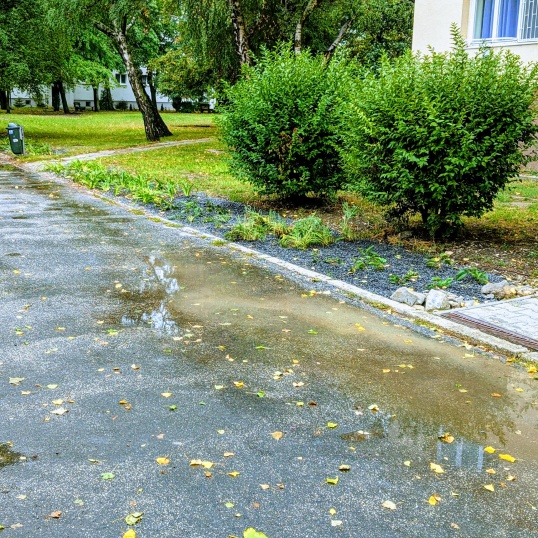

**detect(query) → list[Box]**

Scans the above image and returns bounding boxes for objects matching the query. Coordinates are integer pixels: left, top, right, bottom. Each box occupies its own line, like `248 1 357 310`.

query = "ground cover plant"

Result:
342 27 538 237
0 111 216 160
217 46 354 199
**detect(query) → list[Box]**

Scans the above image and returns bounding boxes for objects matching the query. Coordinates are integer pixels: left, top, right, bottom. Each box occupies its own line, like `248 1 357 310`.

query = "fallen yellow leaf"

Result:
233 381 244 388
382 369 391 374
228 471 240 478
486 469 496 474
499 454 516 463
271 431 283 441
430 463 445 474
491 393 502 398
515 388 524 392
327 422 338 429
428 496 439 506
123 529 137 538
439 433 455 444
161 392 173 398
382 500 397 510
484 484 495 492
484 446 496 454
156 457 170 465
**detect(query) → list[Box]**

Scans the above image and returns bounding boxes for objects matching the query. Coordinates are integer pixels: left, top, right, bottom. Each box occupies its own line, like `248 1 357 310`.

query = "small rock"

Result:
390 287 426 306
425 289 451 311
496 285 517 300
481 280 509 295
516 285 535 297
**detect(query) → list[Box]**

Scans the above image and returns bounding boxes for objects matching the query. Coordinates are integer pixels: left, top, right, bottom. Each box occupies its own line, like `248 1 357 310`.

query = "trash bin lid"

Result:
7 122 18 128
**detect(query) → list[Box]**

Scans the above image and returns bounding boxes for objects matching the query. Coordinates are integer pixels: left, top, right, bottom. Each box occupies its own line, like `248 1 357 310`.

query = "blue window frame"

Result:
473 0 536 40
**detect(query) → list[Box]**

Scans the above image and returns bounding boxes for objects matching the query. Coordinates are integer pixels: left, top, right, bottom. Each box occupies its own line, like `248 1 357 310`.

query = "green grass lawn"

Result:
99 140 255 203
0 111 216 160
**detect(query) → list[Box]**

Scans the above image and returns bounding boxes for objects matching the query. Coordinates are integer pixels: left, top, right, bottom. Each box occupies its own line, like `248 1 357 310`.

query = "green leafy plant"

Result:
455 267 489 285
178 179 195 196
225 209 269 241
428 277 454 289
279 214 334 249
426 252 453 268
342 25 538 236
340 202 360 241
218 45 354 198
389 269 419 285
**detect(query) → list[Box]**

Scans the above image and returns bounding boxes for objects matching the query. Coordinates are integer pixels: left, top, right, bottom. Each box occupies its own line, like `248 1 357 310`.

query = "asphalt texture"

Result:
1 168 538 538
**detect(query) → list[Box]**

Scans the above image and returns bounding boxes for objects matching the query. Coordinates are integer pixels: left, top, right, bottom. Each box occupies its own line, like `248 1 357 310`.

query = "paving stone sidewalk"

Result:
444 296 538 351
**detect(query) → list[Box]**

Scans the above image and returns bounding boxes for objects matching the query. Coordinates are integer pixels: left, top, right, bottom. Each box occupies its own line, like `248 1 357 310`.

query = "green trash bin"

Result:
6 122 25 155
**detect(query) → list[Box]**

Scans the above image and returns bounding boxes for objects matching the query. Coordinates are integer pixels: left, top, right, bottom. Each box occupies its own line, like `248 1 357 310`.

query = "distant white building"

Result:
10 68 174 111
413 0 538 61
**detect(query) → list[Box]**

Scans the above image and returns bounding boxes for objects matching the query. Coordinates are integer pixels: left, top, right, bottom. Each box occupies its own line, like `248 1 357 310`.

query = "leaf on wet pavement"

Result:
439 433 455 444
48 511 62 519
338 465 351 472
228 471 240 478
51 407 68 416
484 446 496 454
125 512 143 525
271 431 283 441
9 377 25 386
491 393 502 398
326 477 339 485
368 404 379 412
428 493 442 506
161 391 173 398
327 422 338 429
101 472 115 480
156 457 170 465
243 528 268 538
214 385 225 390
223 452 235 458
260 484 270 490
483 484 495 492
123 530 137 538
430 463 445 474
499 454 516 463
233 381 244 388
382 500 397 510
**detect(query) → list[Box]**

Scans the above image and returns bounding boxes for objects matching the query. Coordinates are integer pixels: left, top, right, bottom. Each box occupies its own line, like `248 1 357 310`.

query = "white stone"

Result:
425 289 451 311
390 287 426 306
481 280 509 295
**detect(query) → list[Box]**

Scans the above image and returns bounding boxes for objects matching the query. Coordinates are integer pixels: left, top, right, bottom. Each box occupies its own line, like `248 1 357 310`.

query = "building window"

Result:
115 73 127 85
86 101 91 107
473 0 538 40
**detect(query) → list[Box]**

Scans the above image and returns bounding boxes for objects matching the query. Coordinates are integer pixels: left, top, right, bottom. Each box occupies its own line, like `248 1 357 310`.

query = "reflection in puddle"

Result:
0 443 23 468
119 256 183 336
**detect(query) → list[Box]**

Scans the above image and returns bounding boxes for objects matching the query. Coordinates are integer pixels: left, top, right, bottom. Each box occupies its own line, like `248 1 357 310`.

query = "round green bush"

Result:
342 27 538 236
217 46 354 199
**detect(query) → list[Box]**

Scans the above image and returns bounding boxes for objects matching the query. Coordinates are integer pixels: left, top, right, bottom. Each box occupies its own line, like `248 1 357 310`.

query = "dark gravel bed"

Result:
154 193 504 304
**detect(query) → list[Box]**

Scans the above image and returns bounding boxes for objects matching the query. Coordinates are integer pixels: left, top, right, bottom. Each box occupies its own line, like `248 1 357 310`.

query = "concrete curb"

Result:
5 155 536 363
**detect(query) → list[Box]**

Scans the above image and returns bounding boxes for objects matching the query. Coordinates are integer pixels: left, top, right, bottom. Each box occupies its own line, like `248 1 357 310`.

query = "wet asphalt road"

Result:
1 168 538 538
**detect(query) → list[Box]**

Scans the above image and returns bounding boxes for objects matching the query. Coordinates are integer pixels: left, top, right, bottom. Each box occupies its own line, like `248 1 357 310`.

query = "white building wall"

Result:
413 0 538 62
412 0 466 53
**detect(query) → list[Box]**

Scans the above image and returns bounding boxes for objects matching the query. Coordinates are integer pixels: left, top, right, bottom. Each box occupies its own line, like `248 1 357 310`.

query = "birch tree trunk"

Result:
95 19 172 142
227 0 251 66
294 0 319 53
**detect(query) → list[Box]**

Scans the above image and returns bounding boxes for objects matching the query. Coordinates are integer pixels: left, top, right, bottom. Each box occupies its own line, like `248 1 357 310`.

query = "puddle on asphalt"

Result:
0 443 24 468
114 246 538 467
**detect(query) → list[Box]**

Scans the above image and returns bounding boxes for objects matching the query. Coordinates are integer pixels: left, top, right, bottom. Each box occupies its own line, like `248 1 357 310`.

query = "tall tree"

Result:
64 0 172 141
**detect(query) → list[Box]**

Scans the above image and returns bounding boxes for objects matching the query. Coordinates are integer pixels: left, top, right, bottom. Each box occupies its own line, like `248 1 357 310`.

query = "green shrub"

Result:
217 46 354 199
342 26 538 236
